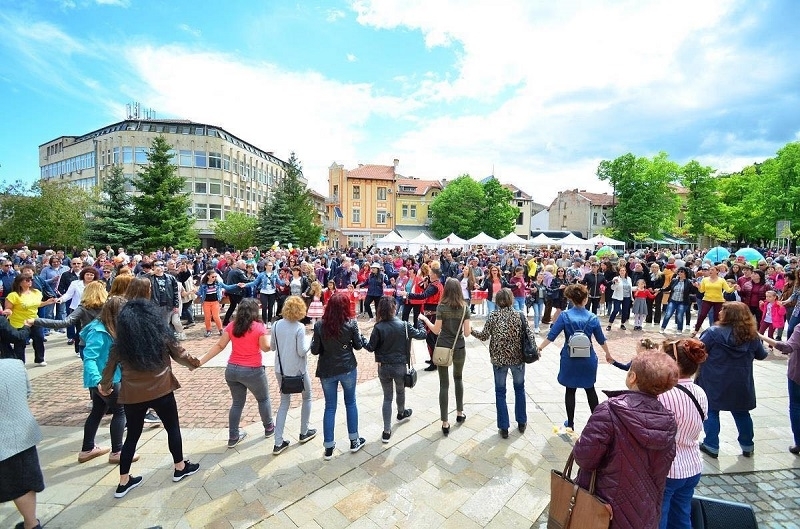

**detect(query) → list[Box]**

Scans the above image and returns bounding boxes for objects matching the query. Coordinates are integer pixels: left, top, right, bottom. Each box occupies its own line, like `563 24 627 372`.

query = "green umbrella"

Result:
596 247 617 259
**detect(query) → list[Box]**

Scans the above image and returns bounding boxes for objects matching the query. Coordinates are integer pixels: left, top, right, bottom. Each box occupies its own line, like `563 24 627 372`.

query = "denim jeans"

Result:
789 378 800 446
225 364 274 440
660 301 687 331
702 409 754 452
320 368 359 448
493 364 527 430
608 298 631 324
274 372 313 446
659 473 701 529
513 297 525 312
378 363 406 432
531 299 544 329
486 300 497 314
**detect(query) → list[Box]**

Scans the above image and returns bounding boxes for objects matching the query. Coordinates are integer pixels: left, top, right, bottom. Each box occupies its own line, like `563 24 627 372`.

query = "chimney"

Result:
393 158 399 168
358 164 363 167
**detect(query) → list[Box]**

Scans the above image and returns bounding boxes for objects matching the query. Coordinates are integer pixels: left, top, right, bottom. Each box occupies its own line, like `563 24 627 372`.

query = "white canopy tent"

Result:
584 235 626 249
530 233 557 246
407 232 438 254
435 232 468 248
496 232 531 246
466 232 499 247
374 230 408 249
555 233 588 249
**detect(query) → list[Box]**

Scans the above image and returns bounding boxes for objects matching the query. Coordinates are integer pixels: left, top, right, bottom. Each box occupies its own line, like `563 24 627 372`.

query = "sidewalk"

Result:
2 317 798 528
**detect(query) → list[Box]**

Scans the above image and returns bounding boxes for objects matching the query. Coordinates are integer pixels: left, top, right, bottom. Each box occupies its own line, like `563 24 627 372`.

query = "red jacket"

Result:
573 390 677 529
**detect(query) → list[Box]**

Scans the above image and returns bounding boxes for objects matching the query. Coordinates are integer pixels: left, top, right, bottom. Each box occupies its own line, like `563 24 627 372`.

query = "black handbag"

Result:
403 322 418 388
520 313 539 364
275 324 305 394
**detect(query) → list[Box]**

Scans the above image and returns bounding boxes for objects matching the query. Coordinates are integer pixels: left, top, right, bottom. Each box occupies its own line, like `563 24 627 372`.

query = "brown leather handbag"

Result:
548 451 611 529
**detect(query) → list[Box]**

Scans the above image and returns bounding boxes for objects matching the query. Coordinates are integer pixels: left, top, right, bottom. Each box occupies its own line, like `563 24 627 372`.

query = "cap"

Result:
701 264 710 270
370 262 381 269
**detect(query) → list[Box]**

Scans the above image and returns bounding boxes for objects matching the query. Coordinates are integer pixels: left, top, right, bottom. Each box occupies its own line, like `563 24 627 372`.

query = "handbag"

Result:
548 451 611 529
403 323 418 388
519 313 539 364
432 306 468 367
275 324 305 394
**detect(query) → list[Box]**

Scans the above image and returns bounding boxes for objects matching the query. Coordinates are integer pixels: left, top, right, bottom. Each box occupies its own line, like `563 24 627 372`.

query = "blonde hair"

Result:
81 281 109 310
281 295 307 322
308 281 323 297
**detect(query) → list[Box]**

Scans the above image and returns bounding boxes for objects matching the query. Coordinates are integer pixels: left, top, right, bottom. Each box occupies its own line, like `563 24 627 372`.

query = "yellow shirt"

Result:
698 277 734 303
527 258 538 278
6 290 43 328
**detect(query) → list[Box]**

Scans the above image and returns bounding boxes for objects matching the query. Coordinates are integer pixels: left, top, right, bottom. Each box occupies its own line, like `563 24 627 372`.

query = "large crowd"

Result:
1 242 798 529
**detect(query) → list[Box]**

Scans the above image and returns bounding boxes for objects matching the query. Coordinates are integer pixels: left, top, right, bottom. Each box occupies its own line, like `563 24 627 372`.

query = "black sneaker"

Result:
620 324 626 330
272 440 290 455
227 430 247 448
382 431 391 443
299 429 317 444
350 437 366 453
265 422 275 438
143 411 161 427
173 460 200 482
397 409 413 421
114 475 143 498
323 446 334 460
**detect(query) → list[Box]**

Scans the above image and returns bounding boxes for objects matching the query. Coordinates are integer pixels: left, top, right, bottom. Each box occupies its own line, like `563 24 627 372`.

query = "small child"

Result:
723 278 741 302
631 279 655 331
345 283 360 319
323 280 336 305
759 290 786 346
606 337 660 371
306 281 324 324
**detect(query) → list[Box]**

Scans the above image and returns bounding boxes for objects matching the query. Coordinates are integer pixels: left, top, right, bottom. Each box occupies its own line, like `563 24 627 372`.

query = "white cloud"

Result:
178 23 202 38
346 53 357 62
326 9 346 22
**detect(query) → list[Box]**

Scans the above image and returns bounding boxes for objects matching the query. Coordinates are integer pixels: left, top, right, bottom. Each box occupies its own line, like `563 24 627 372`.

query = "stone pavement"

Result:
2 313 799 528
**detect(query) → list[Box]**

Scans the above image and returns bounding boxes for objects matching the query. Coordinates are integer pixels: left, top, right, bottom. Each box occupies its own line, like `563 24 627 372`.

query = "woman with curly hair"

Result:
196 298 275 448
99 299 201 498
311 292 367 460
695 301 768 458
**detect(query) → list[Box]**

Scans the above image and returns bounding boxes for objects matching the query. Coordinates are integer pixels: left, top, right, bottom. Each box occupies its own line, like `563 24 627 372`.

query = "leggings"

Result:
379 363 407 432
564 386 599 429
401 303 421 325
439 347 466 422
121 392 183 475
259 292 276 323
695 300 723 332
364 295 381 318
84 384 125 453
203 301 223 331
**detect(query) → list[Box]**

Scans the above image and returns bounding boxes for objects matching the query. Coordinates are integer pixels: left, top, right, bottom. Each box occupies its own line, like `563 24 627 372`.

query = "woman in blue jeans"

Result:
197 298 275 448
471 288 535 438
659 267 694 334
696 302 768 458
311 292 367 460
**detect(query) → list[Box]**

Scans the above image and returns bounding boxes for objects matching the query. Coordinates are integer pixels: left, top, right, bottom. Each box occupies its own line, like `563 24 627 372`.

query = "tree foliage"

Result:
479 177 518 238
211 212 258 250
0 180 92 248
429 175 485 239
257 152 321 249
86 164 141 249
130 135 197 251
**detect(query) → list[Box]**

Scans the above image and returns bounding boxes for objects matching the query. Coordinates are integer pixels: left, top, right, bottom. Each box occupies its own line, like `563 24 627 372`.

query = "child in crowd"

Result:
759 290 786 346
345 284 360 319
723 278 741 302
306 281 324 324
323 280 336 305
632 279 656 331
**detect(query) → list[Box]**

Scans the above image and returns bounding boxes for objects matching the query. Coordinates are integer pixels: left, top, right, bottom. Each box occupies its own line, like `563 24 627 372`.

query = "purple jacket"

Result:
573 390 677 529
774 329 800 385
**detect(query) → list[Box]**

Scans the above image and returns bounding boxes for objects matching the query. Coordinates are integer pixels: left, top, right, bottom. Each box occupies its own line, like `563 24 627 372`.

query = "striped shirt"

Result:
658 379 708 479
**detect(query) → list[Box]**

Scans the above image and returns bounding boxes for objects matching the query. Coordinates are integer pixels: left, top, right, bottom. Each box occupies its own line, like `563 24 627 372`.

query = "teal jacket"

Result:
80 319 121 389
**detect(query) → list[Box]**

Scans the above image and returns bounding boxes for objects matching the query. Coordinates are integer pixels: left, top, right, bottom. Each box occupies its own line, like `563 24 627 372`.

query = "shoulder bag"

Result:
403 323 418 388
674 383 706 420
548 450 611 529
519 313 539 364
432 306 467 367
275 323 305 394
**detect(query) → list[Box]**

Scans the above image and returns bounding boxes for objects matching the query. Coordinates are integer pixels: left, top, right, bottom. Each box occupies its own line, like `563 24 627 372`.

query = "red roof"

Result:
575 191 615 206
347 164 395 181
396 178 442 196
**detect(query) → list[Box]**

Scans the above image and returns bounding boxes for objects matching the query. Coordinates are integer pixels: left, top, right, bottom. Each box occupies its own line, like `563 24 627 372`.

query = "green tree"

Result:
86 165 141 248
479 177 518 238
680 160 719 239
211 212 258 250
429 175 485 239
130 136 197 251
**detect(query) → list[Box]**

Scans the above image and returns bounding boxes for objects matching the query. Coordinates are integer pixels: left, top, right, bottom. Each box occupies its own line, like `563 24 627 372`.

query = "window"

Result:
377 210 387 224
194 204 208 220
352 185 360 199
377 187 387 200
179 150 192 167
113 147 120 164
402 205 408 218
410 205 416 218
431 191 438 197
134 147 148 164
122 147 133 164
183 180 192 193
517 212 524 225
517 201 523 208
194 150 207 168
209 181 221 195
333 184 338 197
593 212 598 225
677 218 684 228
562 215 567 228
224 181 231 197
209 204 222 220
352 208 360 223
232 157 239 175
194 182 207 194
167 149 177 164
223 155 231 171
209 152 222 169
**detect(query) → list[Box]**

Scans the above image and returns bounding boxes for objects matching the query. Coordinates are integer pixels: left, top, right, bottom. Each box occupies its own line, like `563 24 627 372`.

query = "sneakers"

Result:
176 332 187 341
205 330 212 338
382 431 391 443
273 440 290 455
108 451 139 464
606 325 611 331
699 443 718 459
265 422 275 438
396 409 412 421
173 460 200 482
659 328 666 334
35 361 47 367
67 338 75 345
349 437 366 453
143 411 161 427
620 324 626 330
227 430 247 448
114 475 143 498
299 428 317 444
78 445 110 463
742 448 754 458
534 327 540 334
323 446 335 460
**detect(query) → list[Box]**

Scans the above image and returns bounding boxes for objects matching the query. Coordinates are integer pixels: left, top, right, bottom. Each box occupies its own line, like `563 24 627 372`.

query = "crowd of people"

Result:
0 241 797 527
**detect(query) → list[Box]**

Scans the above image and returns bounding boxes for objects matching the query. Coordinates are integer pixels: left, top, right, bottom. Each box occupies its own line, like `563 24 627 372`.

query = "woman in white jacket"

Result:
606 266 633 331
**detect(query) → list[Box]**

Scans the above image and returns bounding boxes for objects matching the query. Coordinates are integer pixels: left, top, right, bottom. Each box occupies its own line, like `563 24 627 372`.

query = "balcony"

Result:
325 194 339 205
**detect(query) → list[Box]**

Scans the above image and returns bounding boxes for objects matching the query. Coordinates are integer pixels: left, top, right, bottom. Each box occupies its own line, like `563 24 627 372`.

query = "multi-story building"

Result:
39 118 294 247
548 189 615 238
394 177 442 239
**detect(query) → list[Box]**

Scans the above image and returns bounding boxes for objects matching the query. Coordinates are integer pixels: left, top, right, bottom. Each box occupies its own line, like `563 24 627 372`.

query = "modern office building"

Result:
39 118 296 246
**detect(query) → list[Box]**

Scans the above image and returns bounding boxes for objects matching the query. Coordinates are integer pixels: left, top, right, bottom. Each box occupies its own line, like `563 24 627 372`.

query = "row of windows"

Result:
41 152 96 178
183 179 267 202
193 204 259 221
351 209 389 224
334 184 438 201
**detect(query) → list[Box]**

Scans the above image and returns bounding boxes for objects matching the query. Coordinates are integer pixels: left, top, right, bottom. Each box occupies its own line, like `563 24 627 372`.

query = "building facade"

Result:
547 189 615 238
393 177 442 239
39 119 293 246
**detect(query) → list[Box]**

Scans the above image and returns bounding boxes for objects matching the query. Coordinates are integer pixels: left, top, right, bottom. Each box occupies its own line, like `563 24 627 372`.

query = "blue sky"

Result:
1 0 799 205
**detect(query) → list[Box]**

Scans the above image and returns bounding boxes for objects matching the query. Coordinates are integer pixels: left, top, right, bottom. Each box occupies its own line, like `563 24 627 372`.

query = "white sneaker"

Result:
659 329 666 334
534 328 540 334
177 333 187 341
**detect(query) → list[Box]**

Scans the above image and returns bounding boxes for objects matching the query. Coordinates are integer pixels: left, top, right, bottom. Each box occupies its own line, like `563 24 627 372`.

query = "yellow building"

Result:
394 177 442 239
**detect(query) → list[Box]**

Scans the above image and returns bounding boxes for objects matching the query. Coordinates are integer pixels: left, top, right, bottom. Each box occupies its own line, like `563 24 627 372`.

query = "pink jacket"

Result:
760 300 786 328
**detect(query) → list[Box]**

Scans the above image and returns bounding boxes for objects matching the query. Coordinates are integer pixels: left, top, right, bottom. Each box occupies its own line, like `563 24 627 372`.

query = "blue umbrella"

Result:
705 246 730 263
734 247 765 264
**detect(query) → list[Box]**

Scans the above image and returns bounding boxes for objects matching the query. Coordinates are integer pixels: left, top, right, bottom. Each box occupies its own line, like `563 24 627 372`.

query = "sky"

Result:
1 0 799 206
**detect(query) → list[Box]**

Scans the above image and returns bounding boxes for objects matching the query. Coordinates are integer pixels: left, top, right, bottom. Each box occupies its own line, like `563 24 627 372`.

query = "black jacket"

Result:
365 318 427 365
311 319 366 378
581 272 606 299
149 273 179 309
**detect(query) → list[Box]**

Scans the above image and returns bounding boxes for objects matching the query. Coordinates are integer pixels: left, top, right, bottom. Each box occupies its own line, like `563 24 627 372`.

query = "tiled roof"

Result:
504 183 532 200
396 178 442 196
575 191 615 206
347 164 396 181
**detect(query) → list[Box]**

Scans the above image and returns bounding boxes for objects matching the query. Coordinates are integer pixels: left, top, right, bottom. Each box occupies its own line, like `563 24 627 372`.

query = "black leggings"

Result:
364 295 381 318
84 385 125 453
121 392 183 475
260 292 276 323
401 303 421 325
565 386 599 429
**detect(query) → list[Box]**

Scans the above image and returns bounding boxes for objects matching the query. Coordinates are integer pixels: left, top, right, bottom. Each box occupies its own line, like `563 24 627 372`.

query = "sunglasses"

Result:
22 277 32 282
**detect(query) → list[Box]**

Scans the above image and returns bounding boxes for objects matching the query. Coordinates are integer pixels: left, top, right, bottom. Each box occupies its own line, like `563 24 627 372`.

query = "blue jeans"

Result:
320 368 359 448
702 409 754 453
659 473 701 529
789 378 800 446
513 297 525 312
608 298 631 324
225 364 274 440
531 299 544 329
788 313 800 339
661 301 687 332
486 300 497 314
493 364 527 430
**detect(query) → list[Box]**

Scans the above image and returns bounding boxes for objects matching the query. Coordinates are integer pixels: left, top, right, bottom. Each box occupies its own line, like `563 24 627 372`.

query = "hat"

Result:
700 264 710 270
370 262 381 269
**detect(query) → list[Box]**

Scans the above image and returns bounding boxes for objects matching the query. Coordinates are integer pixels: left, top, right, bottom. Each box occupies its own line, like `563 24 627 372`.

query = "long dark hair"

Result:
440 277 465 309
322 292 351 338
115 298 176 371
375 296 396 323
232 298 261 338
125 277 152 300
